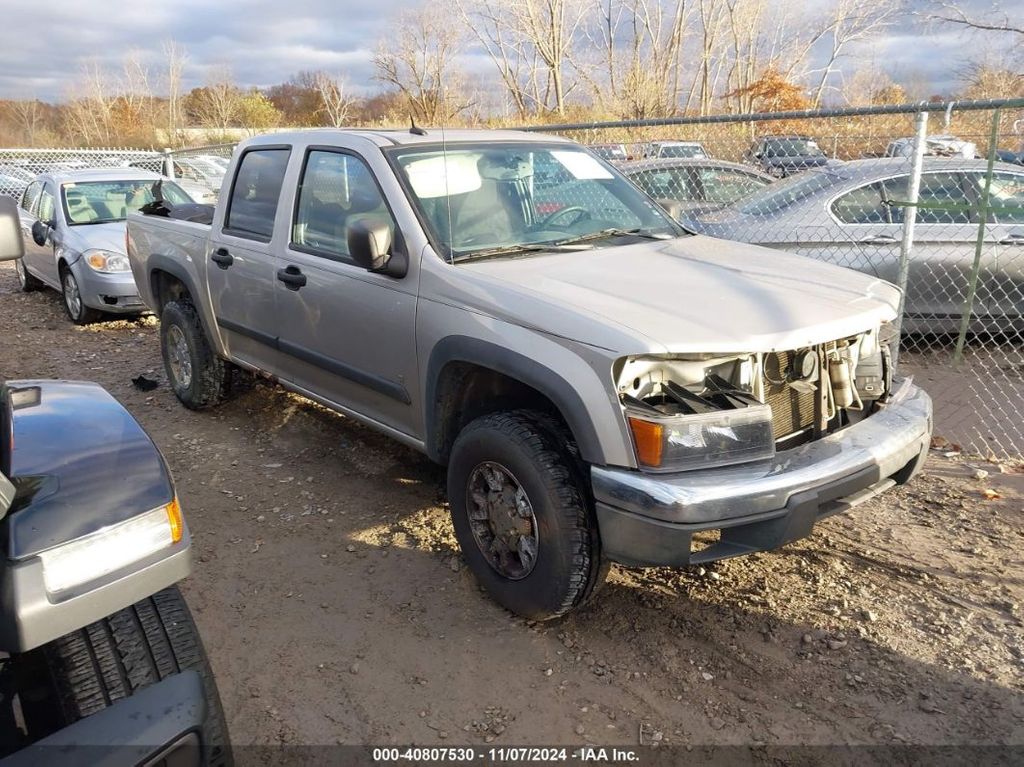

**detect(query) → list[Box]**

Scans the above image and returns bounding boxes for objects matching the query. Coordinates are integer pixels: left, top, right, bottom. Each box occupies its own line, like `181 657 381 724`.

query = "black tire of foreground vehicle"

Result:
18 586 232 766
448 410 608 621
14 259 42 292
161 299 229 409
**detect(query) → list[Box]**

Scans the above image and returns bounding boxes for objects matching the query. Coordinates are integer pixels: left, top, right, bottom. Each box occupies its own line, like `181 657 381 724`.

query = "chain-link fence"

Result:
0 147 161 201
528 99 1024 459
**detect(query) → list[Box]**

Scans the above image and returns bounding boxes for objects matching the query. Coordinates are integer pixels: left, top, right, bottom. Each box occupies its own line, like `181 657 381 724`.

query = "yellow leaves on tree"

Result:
726 69 811 113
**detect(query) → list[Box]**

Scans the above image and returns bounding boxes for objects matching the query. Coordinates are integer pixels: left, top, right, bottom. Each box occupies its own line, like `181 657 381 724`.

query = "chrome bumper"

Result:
592 379 932 566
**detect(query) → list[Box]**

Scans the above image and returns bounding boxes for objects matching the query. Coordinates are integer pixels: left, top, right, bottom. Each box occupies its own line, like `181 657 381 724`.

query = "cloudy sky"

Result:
0 0 1015 103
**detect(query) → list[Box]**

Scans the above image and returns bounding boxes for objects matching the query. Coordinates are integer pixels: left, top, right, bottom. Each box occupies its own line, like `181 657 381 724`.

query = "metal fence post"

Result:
162 148 175 180
953 107 1002 365
892 109 928 371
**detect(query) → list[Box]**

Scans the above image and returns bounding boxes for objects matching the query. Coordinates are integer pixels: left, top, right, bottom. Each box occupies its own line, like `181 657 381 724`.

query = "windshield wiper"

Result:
450 242 554 262
552 227 671 246
71 218 126 226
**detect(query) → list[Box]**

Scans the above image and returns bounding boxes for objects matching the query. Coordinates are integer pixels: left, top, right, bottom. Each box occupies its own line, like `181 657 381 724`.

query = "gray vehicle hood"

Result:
456 235 900 354
62 221 127 256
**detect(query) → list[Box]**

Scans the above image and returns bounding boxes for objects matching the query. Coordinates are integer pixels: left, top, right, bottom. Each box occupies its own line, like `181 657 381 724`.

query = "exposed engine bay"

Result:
617 324 893 453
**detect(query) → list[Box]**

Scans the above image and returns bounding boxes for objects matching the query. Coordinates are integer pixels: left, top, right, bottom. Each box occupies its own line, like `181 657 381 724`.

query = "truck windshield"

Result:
390 143 681 261
62 180 192 226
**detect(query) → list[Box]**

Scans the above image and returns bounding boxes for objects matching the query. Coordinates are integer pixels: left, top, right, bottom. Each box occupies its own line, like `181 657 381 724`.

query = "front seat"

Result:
64 191 97 223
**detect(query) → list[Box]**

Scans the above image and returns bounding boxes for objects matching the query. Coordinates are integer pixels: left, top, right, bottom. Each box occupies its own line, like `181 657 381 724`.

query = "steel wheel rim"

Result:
166 325 193 389
62 272 81 317
466 461 539 580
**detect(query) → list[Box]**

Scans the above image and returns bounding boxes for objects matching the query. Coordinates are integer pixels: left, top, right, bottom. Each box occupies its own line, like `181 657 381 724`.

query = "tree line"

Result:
0 0 1020 147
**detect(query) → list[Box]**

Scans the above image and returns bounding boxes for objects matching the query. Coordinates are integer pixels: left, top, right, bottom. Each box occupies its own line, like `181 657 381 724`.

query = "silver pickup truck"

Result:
127 129 933 620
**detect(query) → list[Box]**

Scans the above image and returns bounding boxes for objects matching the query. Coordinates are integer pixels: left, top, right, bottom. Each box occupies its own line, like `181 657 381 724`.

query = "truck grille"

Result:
762 351 816 440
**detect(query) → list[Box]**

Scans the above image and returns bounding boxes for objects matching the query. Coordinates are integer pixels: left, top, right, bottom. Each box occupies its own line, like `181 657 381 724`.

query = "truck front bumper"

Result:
592 379 932 567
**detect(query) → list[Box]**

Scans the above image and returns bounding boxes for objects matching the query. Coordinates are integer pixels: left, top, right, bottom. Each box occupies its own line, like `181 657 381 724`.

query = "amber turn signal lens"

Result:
87 253 107 269
165 497 184 543
628 417 664 468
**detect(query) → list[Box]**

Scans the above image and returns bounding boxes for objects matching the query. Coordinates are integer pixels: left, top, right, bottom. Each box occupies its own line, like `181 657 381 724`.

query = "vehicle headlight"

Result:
617 354 775 472
84 248 131 273
627 404 775 472
38 499 183 594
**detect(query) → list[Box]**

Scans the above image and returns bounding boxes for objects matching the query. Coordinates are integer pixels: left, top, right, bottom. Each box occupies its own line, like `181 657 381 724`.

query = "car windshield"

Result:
62 180 192 225
765 138 823 157
659 144 705 159
391 143 681 261
735 167 845 215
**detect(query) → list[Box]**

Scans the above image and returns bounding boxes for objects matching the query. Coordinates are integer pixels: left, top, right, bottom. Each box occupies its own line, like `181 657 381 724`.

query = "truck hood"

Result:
63 221 127 256
459 235 900 353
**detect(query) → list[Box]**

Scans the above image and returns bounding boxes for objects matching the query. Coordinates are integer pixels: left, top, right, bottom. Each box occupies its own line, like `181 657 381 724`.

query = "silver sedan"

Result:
683 158 1024 333
15 168 193 323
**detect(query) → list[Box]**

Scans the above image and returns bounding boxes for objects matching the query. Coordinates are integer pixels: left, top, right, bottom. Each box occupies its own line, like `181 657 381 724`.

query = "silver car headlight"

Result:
626 402 775 472
84 248 131 273
38 499 183 594
618 354 774 472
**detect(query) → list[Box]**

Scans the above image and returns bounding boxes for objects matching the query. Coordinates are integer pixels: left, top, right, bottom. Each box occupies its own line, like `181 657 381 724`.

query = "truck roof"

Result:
244 128 574 149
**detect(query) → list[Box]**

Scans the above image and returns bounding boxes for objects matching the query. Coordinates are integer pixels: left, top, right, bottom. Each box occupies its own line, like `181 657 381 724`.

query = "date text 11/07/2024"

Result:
372 746 640 762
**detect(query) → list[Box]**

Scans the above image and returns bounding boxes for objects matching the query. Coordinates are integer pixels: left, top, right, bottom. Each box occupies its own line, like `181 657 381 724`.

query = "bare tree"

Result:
456 0 585 116
191 67 243 133
64 61 117 145
804 0 898 107
577 0 691 118
920 1 1023 37
9 98 44 144
313 72 356 127
163 40 187 143
373 5 473 123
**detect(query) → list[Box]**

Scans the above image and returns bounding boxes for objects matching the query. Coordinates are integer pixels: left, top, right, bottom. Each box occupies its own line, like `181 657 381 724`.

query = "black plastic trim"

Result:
425 335 605 465
215 317 411 404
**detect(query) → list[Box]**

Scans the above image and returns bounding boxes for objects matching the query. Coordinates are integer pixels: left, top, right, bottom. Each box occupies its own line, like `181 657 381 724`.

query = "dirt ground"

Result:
1 259 1022 756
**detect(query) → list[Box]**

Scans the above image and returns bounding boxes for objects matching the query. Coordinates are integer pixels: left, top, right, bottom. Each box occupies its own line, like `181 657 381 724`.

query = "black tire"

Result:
161 299 228 409
447 410 607 620
59 265 101 325
19 586 232 766
14 258 43 292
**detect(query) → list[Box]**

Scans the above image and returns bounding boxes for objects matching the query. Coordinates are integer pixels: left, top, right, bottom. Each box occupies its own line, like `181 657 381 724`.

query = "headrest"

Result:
478 153 532 181
347 187 383 214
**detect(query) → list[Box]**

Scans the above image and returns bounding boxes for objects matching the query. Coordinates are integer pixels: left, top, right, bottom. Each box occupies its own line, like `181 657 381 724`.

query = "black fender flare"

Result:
425 335 605 465
147 254 215 340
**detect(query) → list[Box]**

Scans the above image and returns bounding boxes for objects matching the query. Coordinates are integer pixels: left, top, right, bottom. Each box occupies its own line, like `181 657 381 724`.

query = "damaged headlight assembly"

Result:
619 356 775 472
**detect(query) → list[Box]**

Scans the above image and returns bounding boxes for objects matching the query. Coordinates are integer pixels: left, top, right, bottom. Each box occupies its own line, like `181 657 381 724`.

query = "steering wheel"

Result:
539 206 590 228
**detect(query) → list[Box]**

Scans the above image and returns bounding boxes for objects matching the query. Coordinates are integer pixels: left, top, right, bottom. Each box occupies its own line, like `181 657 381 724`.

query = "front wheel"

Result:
17 586 232 766
60 266 101 324
161 299 229 409
447 411 607 620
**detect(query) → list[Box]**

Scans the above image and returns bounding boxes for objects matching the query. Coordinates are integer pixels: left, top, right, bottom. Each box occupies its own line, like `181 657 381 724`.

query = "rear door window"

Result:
224 148 291 241
883 172 971 225
831 182 890 224
21 181 41 215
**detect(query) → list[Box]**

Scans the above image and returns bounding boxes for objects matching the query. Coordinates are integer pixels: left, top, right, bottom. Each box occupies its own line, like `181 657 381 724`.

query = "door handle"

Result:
859 234 898 245
277 265 307 290
211 248 234 268
998 234 1024 246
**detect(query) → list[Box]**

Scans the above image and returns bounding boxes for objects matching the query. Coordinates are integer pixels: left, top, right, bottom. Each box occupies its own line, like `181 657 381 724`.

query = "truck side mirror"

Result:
31 220 50 247
0 197 25 262
348 218 405 276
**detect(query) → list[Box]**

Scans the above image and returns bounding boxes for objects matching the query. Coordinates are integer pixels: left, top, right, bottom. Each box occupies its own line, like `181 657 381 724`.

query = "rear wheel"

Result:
447 410 607 620
14 258 42 292
161 299 229 409
17 586 232 766
59 266 101 324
